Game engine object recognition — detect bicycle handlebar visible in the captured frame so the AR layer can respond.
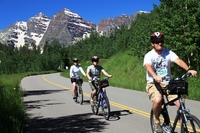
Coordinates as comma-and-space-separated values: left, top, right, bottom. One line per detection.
161, 72, 191, 82
180, 72, 191, 79
89, 76, 111, 82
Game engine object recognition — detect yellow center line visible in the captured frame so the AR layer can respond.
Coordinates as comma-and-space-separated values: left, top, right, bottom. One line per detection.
42, 75, 199, 131
42, 75, 152, 117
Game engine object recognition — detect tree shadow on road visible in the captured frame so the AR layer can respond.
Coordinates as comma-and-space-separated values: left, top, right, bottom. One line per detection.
23, 89, 67, 97
24, 113, 108, 133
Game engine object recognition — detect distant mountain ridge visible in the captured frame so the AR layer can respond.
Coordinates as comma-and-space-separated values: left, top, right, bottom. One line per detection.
0, 8, 149, 48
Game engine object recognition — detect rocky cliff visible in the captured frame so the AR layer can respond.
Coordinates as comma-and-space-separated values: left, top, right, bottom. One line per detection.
0, 8, 148, 48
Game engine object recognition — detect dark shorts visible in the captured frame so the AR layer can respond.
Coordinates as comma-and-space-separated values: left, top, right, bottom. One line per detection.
71, 78, 76, 83
71, 78, 83, 84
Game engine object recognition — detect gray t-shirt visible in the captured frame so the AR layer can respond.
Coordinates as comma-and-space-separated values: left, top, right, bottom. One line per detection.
87, 65, 104, 79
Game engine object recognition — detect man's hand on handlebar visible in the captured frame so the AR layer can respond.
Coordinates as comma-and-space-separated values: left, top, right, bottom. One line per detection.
187, 70, 197, 77
153, 75, 162, 83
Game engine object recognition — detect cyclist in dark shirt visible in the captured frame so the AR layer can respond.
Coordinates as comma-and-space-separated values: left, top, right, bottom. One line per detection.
86, 56, 112, 105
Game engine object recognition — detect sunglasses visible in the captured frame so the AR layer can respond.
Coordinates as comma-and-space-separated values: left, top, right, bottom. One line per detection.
153, 40, 164, 44
92, 60, 99, 62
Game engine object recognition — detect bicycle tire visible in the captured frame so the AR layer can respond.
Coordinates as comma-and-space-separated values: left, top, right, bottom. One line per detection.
181, 114, 200, 133
91, 94, 99, 115
101, 94, 110, 120
77, 86, 83, 105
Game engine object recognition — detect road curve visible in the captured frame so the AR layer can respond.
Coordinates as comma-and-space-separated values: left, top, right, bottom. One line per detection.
22, 73, 200, 133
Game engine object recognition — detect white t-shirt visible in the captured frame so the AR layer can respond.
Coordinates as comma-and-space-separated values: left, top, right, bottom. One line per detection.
143, 49, 178, 84
70, 65, 86, 78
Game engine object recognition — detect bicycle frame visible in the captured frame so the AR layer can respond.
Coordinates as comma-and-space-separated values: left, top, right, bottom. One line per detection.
161, 91, 190, 132
97, 88, 106, 107
91, 77, 111, 120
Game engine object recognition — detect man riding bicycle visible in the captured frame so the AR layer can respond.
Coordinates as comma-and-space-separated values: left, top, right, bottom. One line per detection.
86, 56, 112, 106
143, 32, 197, 133
70, 58, 86, 99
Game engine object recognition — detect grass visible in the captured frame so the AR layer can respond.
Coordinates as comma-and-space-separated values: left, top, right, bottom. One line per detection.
0, 70, 58, 133
0, 74, 26, 133
61, 49, 200, 101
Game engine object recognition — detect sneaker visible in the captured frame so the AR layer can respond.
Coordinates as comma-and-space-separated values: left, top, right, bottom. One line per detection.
73, 96, 76, 99
90, 100, 94, 106
162, 125, 172, 133
154, 122, 163, 133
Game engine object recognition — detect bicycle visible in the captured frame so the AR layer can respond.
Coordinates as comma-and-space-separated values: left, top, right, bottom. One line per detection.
150, 72, 200, 133
90, 77, 111, 120
73, 77, 84, 105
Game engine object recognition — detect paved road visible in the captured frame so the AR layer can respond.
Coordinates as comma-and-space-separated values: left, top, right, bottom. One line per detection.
22, 73, 200, 133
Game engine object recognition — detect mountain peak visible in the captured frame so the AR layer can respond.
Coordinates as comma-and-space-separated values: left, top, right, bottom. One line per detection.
62, 8, 81, 18
34, 12, 49, 18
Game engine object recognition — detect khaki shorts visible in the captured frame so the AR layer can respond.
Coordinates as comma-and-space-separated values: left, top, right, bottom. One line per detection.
89, 81, 95, 90
146, 83, 178, 102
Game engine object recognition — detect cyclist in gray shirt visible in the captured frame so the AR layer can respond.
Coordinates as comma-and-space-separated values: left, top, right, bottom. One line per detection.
86, 56, 112, 105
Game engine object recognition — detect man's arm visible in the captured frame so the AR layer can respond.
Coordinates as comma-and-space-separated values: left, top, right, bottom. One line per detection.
174, 58, 197, 76
102, 69, 112, 78
145, 63, 162, 83
86, 67, 92, 80
173, 58, 189, 71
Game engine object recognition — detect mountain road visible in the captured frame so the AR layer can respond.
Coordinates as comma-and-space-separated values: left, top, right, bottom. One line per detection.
22, 73, 200, 133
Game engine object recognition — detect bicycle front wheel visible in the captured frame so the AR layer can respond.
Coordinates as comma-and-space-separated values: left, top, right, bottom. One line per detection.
91, 94, 99, 115
77, 86, 83, 105
101, 93, 110, 120
181, 114, 200, 133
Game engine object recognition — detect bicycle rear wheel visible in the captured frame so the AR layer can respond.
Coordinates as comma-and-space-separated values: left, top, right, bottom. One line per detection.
77, 86, 83, 105
101, 93, 110, 120
91, 94, 99, 115
181, 114, 200, 133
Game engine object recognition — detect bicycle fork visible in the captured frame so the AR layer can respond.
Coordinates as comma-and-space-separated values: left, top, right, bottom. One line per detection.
172, 98, 190, 133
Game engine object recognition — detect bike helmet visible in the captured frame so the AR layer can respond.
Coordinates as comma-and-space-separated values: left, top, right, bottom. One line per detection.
73, 58, 78, 62
150, 32, 164, 42
91, 56, 99, 62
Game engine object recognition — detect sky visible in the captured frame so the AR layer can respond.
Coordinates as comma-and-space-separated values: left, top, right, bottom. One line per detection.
0, 0, 160, 30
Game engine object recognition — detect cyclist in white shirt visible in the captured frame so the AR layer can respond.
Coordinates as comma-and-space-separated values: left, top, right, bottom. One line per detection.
70, 58, 86, 99
143, 32, 197, 133
86, 56, 112, 105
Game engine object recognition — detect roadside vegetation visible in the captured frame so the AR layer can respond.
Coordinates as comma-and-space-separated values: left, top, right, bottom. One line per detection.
61, 49, 200, 101
0, 0, 200, 132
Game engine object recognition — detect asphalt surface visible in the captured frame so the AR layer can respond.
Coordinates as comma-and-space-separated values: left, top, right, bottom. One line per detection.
22, 73, 200, 133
